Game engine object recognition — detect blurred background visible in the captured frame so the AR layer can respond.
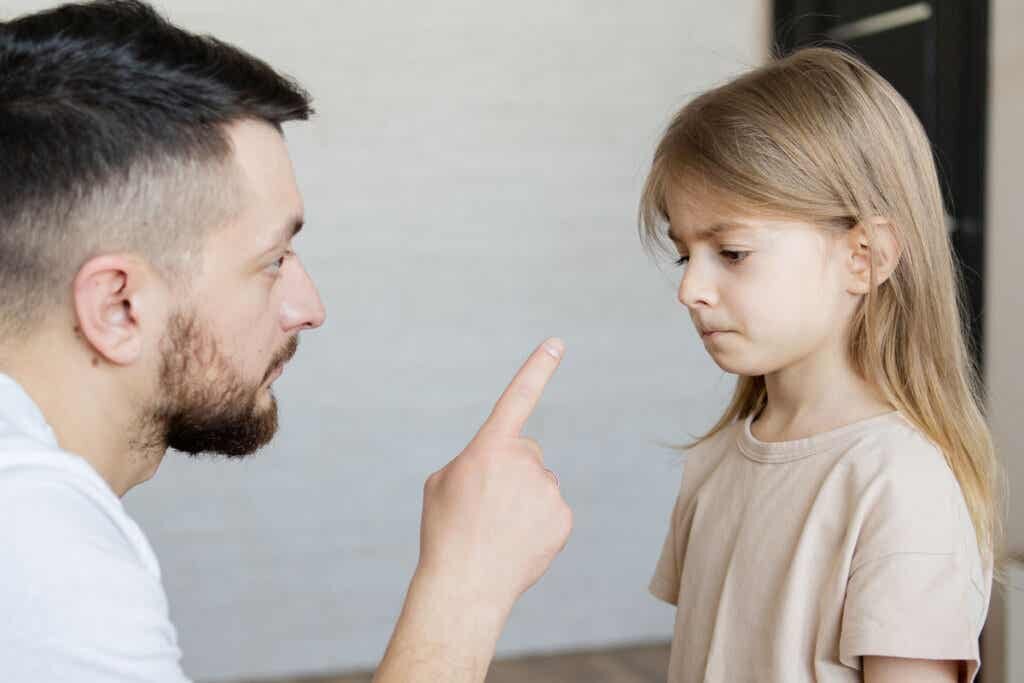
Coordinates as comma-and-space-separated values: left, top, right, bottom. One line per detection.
2, 0, 1020, 681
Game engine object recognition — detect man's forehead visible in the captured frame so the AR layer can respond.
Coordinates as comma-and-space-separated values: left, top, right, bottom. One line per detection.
269, 214, 305, 246
227, 119, 301, 198
222, 119, 305, 249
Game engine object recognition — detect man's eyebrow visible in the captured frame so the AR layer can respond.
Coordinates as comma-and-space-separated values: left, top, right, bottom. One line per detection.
284, 216, 304, 241
254, 218, 303, 264
260, 215, 304, 255
666, 221, 746, 245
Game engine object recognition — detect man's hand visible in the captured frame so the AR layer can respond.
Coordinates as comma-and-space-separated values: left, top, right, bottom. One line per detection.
374, 338, 572, 683
418, 336, 572, 608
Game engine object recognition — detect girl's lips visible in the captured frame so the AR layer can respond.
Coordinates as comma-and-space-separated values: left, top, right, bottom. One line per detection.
701, 329, 732, 339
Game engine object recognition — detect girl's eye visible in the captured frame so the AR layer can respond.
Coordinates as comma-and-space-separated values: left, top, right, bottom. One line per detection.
721, 250, 749, 263
674, 255, 689, 267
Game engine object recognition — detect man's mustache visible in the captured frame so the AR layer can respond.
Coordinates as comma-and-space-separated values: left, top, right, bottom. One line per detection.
263, 336, 299, 382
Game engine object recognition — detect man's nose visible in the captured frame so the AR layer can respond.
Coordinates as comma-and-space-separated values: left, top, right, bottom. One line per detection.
281, 257, 326, 332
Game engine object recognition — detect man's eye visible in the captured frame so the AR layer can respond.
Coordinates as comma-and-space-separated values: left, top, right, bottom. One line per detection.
674, 255, 689, 267
721, 250, 749, 263
267, 251, 291, 273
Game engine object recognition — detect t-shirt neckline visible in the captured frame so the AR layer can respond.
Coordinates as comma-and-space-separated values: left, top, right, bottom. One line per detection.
0, 373, 59, 449
737, 410, 900, 464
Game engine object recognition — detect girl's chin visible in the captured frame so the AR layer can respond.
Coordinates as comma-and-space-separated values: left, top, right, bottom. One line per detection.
713, 360, 755, 375
707, 351, 773, 377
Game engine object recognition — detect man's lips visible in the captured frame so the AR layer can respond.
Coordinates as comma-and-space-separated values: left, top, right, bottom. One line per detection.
263, 337, 300, 383
263, 359, 288, 384
267, 362, 285, 382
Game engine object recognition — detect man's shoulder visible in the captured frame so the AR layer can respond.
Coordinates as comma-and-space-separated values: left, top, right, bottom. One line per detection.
0, 443, 160, 576
0, 444, 187, 682
1, 441, 118, 518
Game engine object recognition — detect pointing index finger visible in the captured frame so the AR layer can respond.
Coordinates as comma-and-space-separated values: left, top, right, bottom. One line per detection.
481, 338, 565, 437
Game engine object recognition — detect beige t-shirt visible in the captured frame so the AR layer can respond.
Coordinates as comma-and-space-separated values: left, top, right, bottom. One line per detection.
650, 411, 990, 683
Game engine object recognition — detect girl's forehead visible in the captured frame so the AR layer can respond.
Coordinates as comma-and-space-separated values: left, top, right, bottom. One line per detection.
665, 186, 758, 236
665, 181, 750, 222
664, 183, 820, 243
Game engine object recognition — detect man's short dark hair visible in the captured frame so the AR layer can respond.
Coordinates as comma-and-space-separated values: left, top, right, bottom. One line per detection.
0, 0, 313, 339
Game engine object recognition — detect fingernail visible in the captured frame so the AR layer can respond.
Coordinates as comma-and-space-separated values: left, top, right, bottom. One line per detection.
542, 337, 565, 359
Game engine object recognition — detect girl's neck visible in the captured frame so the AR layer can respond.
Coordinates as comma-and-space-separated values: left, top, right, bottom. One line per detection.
752, 342, 894, 443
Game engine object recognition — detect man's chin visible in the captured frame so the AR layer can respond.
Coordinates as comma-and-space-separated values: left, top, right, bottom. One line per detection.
154, 310, 287, 457
166, 404, 279, 457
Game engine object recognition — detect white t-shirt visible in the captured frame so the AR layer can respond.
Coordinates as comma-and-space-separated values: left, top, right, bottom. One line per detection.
0, 374, 190, 682
650, 411, 991, 683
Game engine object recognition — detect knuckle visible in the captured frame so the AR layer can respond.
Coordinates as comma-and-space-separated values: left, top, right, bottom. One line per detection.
512, 381, 536, 402
557, 508, 574, 548
520, 437, 543, 456
476, 441, 502, 465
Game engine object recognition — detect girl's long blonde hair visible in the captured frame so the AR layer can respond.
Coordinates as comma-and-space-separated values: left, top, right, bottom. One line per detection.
639, 47, 1004, 569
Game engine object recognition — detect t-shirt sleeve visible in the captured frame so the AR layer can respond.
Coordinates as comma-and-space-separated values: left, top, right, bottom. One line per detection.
839, 552, 986, 677
649, 490, 683, 605
838, 446, 989, 681
0, 475, 192, 683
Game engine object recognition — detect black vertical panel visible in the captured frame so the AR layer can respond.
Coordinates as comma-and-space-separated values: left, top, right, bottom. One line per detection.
773, 1, 989, 377
935, 1, 988, 375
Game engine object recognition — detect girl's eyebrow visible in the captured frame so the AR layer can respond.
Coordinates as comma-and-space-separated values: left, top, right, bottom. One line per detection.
667, 222, 748, 245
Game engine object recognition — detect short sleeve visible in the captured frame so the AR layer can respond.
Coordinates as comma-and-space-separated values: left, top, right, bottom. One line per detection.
838, 437, 990, 681
0, 475, 192, 683
839, 552, 986, 680
649, 490, 683, 605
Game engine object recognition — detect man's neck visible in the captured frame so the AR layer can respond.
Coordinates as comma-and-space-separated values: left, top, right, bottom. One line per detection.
0, 328, 165, 497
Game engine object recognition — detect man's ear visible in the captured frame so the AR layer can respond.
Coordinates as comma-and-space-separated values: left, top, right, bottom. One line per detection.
845, 218, 901, 295
72, 254, 159, 366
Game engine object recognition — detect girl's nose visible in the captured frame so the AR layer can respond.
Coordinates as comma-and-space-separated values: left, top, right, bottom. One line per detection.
677, 260, 716, 309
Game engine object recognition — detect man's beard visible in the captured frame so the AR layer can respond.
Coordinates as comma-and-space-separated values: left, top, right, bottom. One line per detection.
140, 311, 298, 457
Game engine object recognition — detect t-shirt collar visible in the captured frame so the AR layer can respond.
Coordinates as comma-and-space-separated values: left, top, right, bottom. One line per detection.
0, 373, 60, 449
737, 410, 901, 464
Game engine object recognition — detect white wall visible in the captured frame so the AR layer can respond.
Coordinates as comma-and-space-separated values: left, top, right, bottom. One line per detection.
983, 0, 1024, 680
0, 1, 770, 680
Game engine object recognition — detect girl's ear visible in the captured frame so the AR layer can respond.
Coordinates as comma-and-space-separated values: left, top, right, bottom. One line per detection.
844, 218, 901, 295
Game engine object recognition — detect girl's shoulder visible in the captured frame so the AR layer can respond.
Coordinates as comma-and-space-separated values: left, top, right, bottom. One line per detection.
841, 412, 983, 574
840, 411, 956, 485
672, 419, 747, 492
680, 418, 746, 464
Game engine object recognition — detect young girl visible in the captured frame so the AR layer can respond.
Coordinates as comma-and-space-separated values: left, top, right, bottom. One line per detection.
641, 48, 1002, 683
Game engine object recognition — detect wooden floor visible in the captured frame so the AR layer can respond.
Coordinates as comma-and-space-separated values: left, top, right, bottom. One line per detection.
243, 642, 670, 683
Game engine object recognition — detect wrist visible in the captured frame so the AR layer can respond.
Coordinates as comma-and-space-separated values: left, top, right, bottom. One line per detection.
375, 569, 512, 683
407, 565, 514, 633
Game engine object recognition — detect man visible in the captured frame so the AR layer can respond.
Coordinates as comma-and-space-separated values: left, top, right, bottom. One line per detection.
0, 2, 572, 681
